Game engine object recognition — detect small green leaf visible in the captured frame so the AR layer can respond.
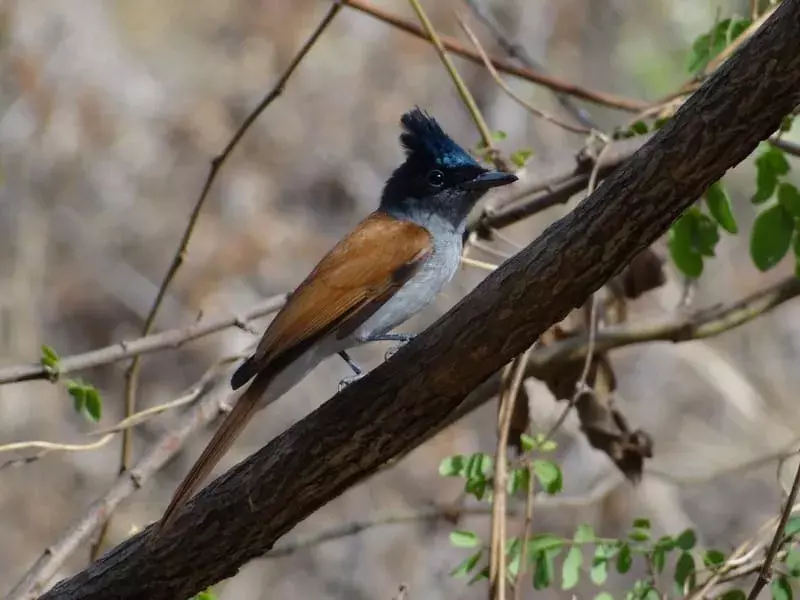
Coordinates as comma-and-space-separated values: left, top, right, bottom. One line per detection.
668, 212, 704, 278
492, 130, 508, 141
652, 547, 666, 574
591, 556, 608, 585
562, 546, 583, 590
676, 529, 697, 550
633, 518, 650, 529
591, 544, 616, 585
510, 149, 534, 168
655, 535, 675, 550
694, 211, 720, 257
468, 566, 490, 585
705, 182, 738, 234
508, 467, 530, 495
778, 182, 800, 218
674, 551, 695, 589
450, 530, 480, 548
520, 434, 536, 452
439, 455, 465, 477
703, 549, 726, 568
595, 594, 614, 600
67, 380, 86, 414
771, 575, 793, 600
750, 203, 795, 271
527, 534, 564, 555
533, 549, 556, 590
785, 515, 800, 537
781, 116, 795, 133
532, 459, 563, 494
450, 550, 483, 577
629, 528, 650, 542
84, 387, 102, 422
191, 589, 217, 600
786, 548, 800, 576
40, 344, 60, 370
506, 537, 522, 578
575, 523, 596, 543
616, 543, 632, 574
630, 121, 649, 135
465, 452, 493, 479
465, 477, 488, 501
766, 146, 790, 175
720, 590, 746, 600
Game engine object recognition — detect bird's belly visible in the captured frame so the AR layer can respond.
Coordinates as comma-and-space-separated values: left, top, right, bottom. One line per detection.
349, 239, 461, 342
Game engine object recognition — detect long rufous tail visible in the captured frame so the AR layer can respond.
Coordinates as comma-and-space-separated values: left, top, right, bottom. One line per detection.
153, 369, 273, 535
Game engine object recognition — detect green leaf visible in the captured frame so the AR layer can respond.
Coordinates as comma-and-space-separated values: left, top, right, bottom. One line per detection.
703, 549, 726, 568
591, 556, 608, 586
655, 535, 676, 551
785, 516, 800, 537
591, 544, 617, 585
633, 518, 650, 529
562, 546, 583, 590
652, 547, 666, 574
766, 146, 790, 175
508, 466, 530, 495
67, 380, 86, 414
84, 387, 102, 422
705, 182, 738, 234
532, 459, 563, 494
492, 130, 508, 141
674, 551, 695, 589
190, 589, 217, 600
527, 534, 564, 555
694, 211, 720, 257
720, 590, 746, 600
465, 477, 488, 501
616, 543, 633, 574
533, 549, 556, 590
771, 575, 793, 600
506, 537, 522, 578
786, 548, 800, 576
778, 182, 800, 218
750, 203, 795, 271
465, 452, 493, 479
668, 212, 704, 278
595, 594, 614, 600
629, 528, 650, 542
450, 530, 480, 548
510, 148, 534, 168
439, 455, 465, 477
630, 120, 649, 135
450, 550, 483, 577
676, 529, 697, 551
575, 523, 596, 543
468, 566, 490, 585
40, 344, 60, 371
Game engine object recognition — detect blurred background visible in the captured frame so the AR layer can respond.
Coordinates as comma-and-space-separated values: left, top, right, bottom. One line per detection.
2, 0, 800, 598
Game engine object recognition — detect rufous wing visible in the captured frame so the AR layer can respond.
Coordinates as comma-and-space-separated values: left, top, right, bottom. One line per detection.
232, 211, 433, 388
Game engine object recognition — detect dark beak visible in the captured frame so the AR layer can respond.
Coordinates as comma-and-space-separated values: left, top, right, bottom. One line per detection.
462, 170, 518, 191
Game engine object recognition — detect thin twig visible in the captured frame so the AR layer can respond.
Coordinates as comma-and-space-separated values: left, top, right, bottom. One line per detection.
457, 15, 591, 135
91, 1, 343, 562
747, 460, 800, 600
489, 351, 530, 600
6, 371, 230, 600
0, 295, 286, 386
405, 0, 496, 157
342, 0, 650, 112
460, 0, 597, 129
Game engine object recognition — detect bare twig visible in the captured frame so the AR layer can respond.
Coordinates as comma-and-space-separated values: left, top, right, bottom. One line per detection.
0, 295, 285, 386
460, 0, 597, 129
747, 460, 800, 600
457, 15, 591, 135
406, 0, 496, 159
489, 352, 529, 600
6, 371, 230, 600
342, 0, 650, 112
92, 0, 343, 561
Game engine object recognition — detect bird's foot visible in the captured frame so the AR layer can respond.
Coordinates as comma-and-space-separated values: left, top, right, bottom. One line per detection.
338, 373, 365, 392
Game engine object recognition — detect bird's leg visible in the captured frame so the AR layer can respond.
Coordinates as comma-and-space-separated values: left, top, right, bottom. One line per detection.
363, 332, 415, 361
337, 350, 364, 391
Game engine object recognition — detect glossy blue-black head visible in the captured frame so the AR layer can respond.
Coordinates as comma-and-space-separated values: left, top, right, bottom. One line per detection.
380, 108, 517, 228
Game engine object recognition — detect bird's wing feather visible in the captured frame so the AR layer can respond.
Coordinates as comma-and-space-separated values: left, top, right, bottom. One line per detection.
243, 211, 432, 381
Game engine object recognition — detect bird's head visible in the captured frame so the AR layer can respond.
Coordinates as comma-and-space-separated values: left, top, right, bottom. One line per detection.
380, 107, 517, 229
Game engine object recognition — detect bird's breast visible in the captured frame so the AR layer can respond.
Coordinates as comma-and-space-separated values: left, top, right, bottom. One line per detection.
350, 230, 462, 342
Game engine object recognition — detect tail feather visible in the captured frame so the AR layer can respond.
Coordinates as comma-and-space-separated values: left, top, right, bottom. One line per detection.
154, 370, 273, 535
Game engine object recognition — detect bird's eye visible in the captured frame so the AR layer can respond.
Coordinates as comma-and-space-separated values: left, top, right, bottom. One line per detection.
427, 169, 444, 187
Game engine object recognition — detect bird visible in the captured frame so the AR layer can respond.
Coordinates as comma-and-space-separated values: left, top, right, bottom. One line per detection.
154, 107, 517, 534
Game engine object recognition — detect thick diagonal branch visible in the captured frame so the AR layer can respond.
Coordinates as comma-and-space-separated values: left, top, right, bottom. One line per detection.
40, 2, 800, 598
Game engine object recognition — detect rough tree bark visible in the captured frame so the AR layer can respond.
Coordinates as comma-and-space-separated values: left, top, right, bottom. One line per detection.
39, 1, 800, 598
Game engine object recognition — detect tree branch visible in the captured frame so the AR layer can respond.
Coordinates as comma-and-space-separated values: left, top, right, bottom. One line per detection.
32, 2, 800, 598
